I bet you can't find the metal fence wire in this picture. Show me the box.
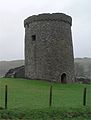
[0,80,91,110]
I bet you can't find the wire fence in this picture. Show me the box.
[0,81,91,110]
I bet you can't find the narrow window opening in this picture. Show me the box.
[32,35,36,41]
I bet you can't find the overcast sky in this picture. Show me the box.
[0,0,91,61]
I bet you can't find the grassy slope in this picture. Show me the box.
[0,78,91,119]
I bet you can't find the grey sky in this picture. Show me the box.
[0,0,91,60]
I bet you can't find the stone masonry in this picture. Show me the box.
[24,13,74,83]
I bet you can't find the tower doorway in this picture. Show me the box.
[61,73,66,83]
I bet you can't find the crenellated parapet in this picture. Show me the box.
[24,13,72,28]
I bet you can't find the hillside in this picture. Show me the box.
[75,58,91,78]
[75,58,91,70]
[0,60,24,77]
[0,58,91,77]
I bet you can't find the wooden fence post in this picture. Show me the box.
[83,87,87,106]
[49,85,52,107]
[5,85,8,109]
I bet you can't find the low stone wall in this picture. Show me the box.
[75,77,91,84]
[5,66,25,78]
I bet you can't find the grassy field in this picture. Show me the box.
[0,78,91,119]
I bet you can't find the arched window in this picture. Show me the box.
[61,73,67,83]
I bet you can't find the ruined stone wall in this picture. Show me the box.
[24,13,74,83]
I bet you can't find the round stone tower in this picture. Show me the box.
[24,13,74,83]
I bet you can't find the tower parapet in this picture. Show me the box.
[24,13,72,27]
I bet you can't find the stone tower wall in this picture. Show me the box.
[24,13,74,83]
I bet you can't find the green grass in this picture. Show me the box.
[0,107,91,120]
[0,78,91,119]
